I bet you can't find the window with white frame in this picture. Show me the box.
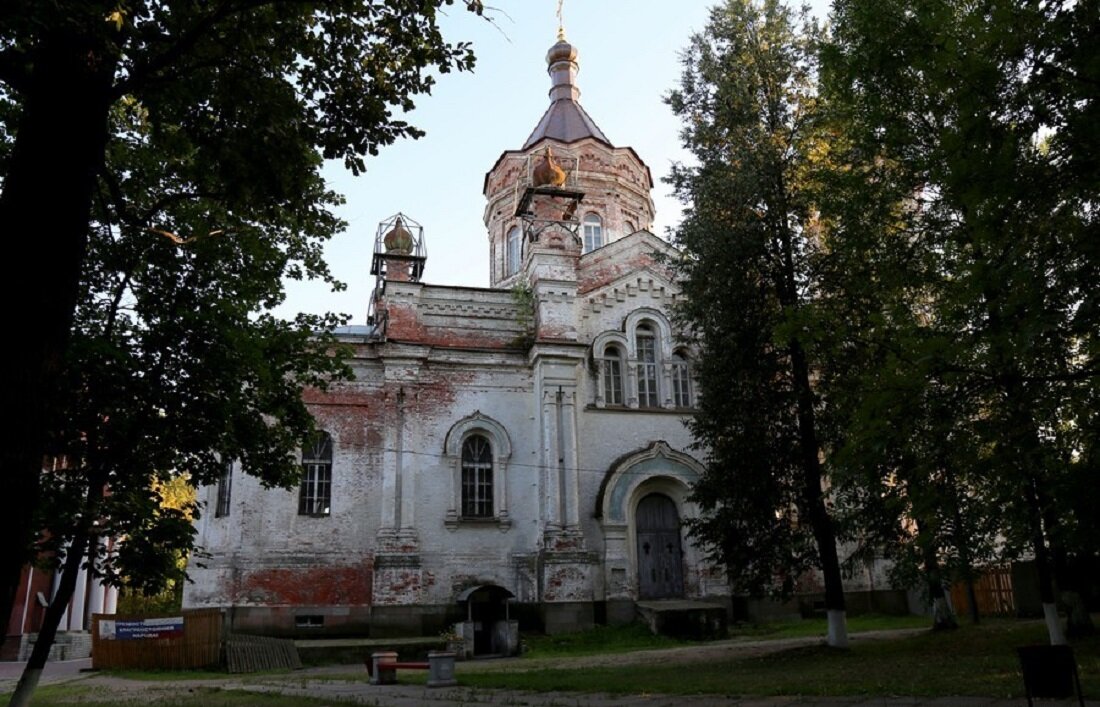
[603,345,625,406]
[636,323,659,408]
[299,432,332,516]
[444,413,512,530]
[506,226,521,276]
[671,351,692,408]
[461,435,493,518]
[215,461,232,518]
[582,213,603,253]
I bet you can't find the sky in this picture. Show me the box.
[276,1,830,322]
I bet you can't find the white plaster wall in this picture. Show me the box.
[186,244,714,614]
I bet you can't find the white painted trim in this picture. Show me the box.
[826,609,849,648]
[1043,602,1067,645]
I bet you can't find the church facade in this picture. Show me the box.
[183,33,731,644]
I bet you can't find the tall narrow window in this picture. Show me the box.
[603,345,624,406]
[582,213,603,253]
[671,351,692,408]
[461,435,493,518]
[506,226,521,276]
[215,461,232,518]
[636,324,659,408]
[299,432,332,516]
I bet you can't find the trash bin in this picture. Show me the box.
[1016,644,1084,707]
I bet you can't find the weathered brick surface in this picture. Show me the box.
[235,565,372,606]
[185,67,726,636]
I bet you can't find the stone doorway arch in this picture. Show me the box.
[595,441,704,605]
[455,584,518,657]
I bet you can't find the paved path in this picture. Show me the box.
[0,657,92,688]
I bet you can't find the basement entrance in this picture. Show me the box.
[456,585,518,657]
[636,493,684,600]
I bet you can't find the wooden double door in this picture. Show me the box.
[636,493,685,599]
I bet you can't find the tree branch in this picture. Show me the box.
[115,0,279,97]
[0,46,31,92]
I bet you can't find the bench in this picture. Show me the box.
[368,650,457,687]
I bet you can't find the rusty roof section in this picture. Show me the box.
[522,35,611,149]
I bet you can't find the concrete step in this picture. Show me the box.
[636,599,728,640]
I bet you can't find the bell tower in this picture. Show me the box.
[482,28,656,288]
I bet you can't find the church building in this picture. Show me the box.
[183,30,731,650]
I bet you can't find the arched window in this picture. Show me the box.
[444,413,512,530]
[299,431,333,516]
[603,344,624,406]
[582,213,603,253]
[461,435,494,518]
[671,350,692,408]
[215,460,232,518]
[636,323,659,408]
[624,220,637,235]
[506,226,521,276]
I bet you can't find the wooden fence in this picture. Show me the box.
[91,608,223,670]
[226,634,302,673]
[950,566,1016,617]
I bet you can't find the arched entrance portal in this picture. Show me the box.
[635,493,684,599]
[456,585,519,657]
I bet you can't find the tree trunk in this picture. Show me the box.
[1044,503,1096,638]
[917,518,957,630]
[946,475,981,624]
[7,531,91,707]
[1042,601,1067,646]
[789,341,848,648]
[0,34,116,647]
[773,203,847,648]
[1062,589,1095,639]
[963,573,981,625]
[8,468,107,707]
[1023,481,1066,645]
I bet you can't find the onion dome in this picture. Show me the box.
[533,146,568,187]
[383,216,414,255]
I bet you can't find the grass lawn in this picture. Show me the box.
[6,616,1096,703]
[0,685,341,707]
[729,612,930,640]
[521,613,931,658]
[521,621,685,657]
[461,618,1100,698]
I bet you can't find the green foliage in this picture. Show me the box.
[818,0,1099,625]
[116,583,184,616]
[0,0,485,613]
[666,0,842,604]
[0,1,487,652]
[510,282,536,349]
[33,139,356,593]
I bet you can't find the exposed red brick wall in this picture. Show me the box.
[234,562,373,606]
